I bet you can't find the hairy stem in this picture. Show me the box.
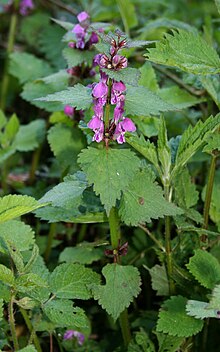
[164,183,175,295]
[108,207,131,347]
[44,223,57,262]
[203,155,217,230]
[20,308,42,352]
[9,294,19,351]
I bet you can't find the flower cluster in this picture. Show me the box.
[87,35,136,144]
[63,330,85,346]
[4,0,34,16]
[69,11,99,50]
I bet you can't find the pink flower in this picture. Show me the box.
[88,116,102,130]
[113,118,136,144]
[92,82,108,98]
[64,330,85,346]
[64,105,75,117]
[77,11,89,23]
[19,0,34,15]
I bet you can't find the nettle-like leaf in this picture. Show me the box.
[203,133,220,154]
[43,299,89,330]
[156,296,204,337]
[186,249,220,289]
[209,284,220,308]
[139,62,159,92]
[36,84,92,110]
[0,195,46,223]
[174,167,199,209]
[186,300,219,319]
[0,282,10,301]
[0,220,34,253]
[92,263,141,321]
[146,29,220,74]
[13,120,46,152]
[0,265,14,286]
[49,263,100,299]
[59,243,103,265]
[63,47,94,68]
[102,68,140,86]
[156,332,184,352]
[48,124,86,173]
[147,265,169,296]
[172,113,220,175]
[125,85,177,116]
[200,75,220,109]
[15,273,48,293]
[158,86,205,109]
[9,52,52,84]
[119,169,182,226]
[78,147,140,215]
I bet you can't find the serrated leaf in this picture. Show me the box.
[203,133,220,154]
[102,68,140,86]
[125,85,177,116]
[119,169,182,226]
[156,296,203,337]
[174,167,199,208]
[43,299,89,329]
[158,86,204,109]
[36,84,92,110]
[49,263,100,299]
[59,244,103,265]
[172,113,220,175]
[0,265,14,286]
[155,332,184,352]
[92,263,141,321]
[15,273,48,292]
[186,300,219,319]
[147,265,169,296]
[0,282,10,301]
[157,116,171,180]
[63,47,94,68]
[18,346,37,352]
[9,52,52,84]
[0,195,46,223]
[13,120,46,152]
[146,29,220,74]
[208,284,220,308]
[78,147,140,214]
[200,75,220,109]
[0,220,34,253]
[48,124,86,173]
[186,249,220,289]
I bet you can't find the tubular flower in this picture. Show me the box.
[63,330,85,346]
[71,11,98,50]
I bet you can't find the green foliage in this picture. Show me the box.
[202,169,220,229]
[63,47,94,68]
[9,52,52,84]
[0,195,46,223]
[174,167,199,208]
[128,330,155,352]
[200,75,220,109]
[155,333,184,352]
[116,0,138,34]
[146,30,220,74]
[102,68,140,86]
[139,62,159,92]
[59,243,103,265]
[119,169,182,226]
[18,346,37,352]
[156,296,204,337]
[78,147,140,214]
[215,0,220,14]
[13,120,46,151]
[147,265,169,296]
[209,284,220,308]
[0,265,14,286]
[92,263,141,321]
[186,300,219,319]
[37,84,93,110]
[186,249,220,289]
[158,86,204,109]
[0,299,3,321]
[203,133,220,154]
[49,263,100,299]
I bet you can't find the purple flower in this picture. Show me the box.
[64,105,75,117]
[64,330,85,346]
[113,118,136,144]
[88,32,99,45]
[92,82,108,99]
[77,11,89,23]
[19,0,34,15]
[88,116,102,130]
[112,55,128,70]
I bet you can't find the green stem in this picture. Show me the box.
[44,223,57,262]
[0,11,18,110]
[139,224,165,252]
[108,207,131,347]
[29,146,42,184]
[20,308,42,352]
[203,155,217,230]
[9,294,19,351]
[164,183,175,295]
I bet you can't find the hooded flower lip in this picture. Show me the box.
[77,11,89,23]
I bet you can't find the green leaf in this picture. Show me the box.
[156,296,203,337]
[0,282,10,301]
[128,330,155,352]
[125,85,177,116]
[13,120,46,152]
[208,284,220,308]
[36,84,92,110]
[0,195,46,223]
[158,86,204,109]
[48,124,86,173]
[63,47,94,68]
[3,114,19,146]
[172,113,220,175]
[215,0,220,15]
[78,147,140,215]
[157,116,171,180]
[102,68,140,86]
[0,220,34,253]
[203,133,220,154]
[174,167,199,208]
[202,169,220,229]
[59,244,103,265]
[92,263,141,321]
[15,273,48,292]
[0,110,7,129]
[146,30,220,75]
[116,0,138,33]
[49,263,100,299]
[186,300,219,319]
[43,299,89,329]
[147,265,169,296]
[15,297,38,310]
[0,265,14,286]
[6,244,25,274]
[139,62,159,92]
[18,346,37,352]
[0,299,3,321]
[119,169,182,226]
[200,75,220,109]
[9,52,52,84]
[156,332,184,352]
[186,249,220,289]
